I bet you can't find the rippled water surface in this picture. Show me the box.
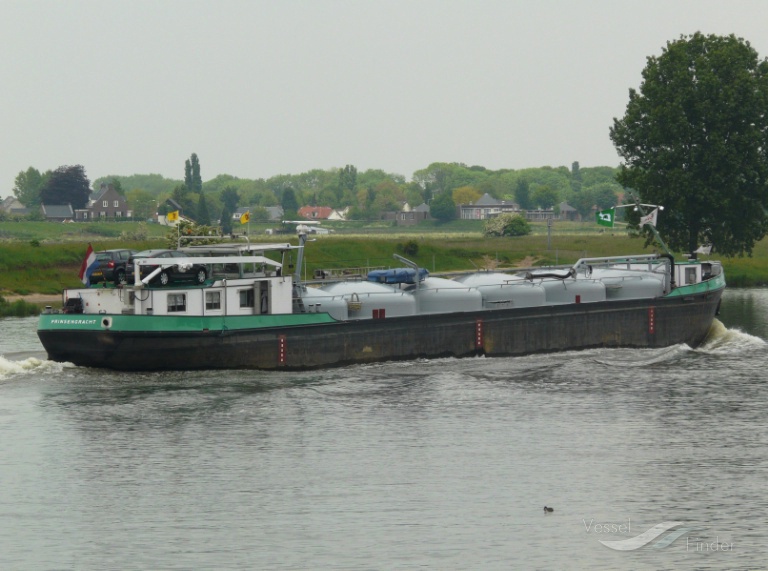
[1,289,767,570]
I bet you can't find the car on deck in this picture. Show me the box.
[91,249,136,285]
[125,249,209,286]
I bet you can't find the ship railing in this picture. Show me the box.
[572,254,664,271]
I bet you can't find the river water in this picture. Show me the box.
[1,289,767,570]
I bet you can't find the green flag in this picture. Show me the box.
[596,209,614,228]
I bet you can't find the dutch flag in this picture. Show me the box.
[78,244,98,287]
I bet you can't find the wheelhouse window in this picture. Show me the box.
[206,291,221,310]
[239,289,254,308]
[167,293,186,312]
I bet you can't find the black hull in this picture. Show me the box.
[38,287,723,372]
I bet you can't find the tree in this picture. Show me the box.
[184,153,202,192]
[39,165,91,209]
[592,184,618,210]
[371,180,405,214]
[514,177,533,210]
[570,161,583,194]
[197,192,211,225]
[221,207,233,234]
[610,33,768,256]
[338,164,357,204]
[184,158,192,189]
[531,185,559,209]
[126,188,156,220]
[171,184,196,219]
[484,213,531,237]
[570,189,595,218]
[219,186,240,212]
[281,187,299,219]
[190,153,202,192]
[452,186,482,206]
[429,191,456,221]
[13,167,47,207]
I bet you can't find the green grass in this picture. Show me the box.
[0,220,167,243]
[1,220,768,294]
[0,239,165,293]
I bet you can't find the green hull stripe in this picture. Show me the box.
[664,273,726,297]
[38,312,337,332]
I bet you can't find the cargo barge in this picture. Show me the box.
[37,227,725,371]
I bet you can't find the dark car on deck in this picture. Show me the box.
[125,249,209,286]
[91,249,136,285]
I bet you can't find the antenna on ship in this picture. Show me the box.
[294,223,310,283]
[625,192,676,289]
[283,220,321,285]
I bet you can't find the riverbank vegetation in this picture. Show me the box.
[0,294,39,317]
[2,219,767,310]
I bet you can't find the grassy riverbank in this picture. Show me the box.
[1,220,766,316]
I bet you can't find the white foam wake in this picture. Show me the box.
[0,355,65,379]
[698,319,767,354]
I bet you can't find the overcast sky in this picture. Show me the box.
[2,0,768,195]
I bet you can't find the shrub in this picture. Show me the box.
[397,240,419,256]
[0,295,40,317]
[484,214,531,237]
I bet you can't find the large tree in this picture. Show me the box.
[281,187,299,219]
[338,164,357,204]
[13,167,47,207]
[429,190,456,221]
[125,188,156,220]
[184,153,203,192]
[514,177,533,210]
[219,186,240,212]
[39,165,91,208]
[610,33,768,256]
[452,185,482,206]
[531,185,559,209]
[190,153,202,192]
[197,192,211,225]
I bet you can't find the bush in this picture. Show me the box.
[397,240,419,256]
[0,295,40,317]
[484,214,531,237]
[166,220,224,248]
[120,222,148,241]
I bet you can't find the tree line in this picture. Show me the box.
[10,157,623,226]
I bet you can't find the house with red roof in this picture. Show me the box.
[298,206,334,220]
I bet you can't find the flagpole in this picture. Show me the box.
[625,194,672,256]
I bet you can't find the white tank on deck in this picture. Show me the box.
[589,267,666,299]
[453,272,525,287]
[317,280,416,319]
[301,286,349,320]
[539,278,606,304]
[601,277,664,300]
[413,277,483,314]
[453,272,546,308]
